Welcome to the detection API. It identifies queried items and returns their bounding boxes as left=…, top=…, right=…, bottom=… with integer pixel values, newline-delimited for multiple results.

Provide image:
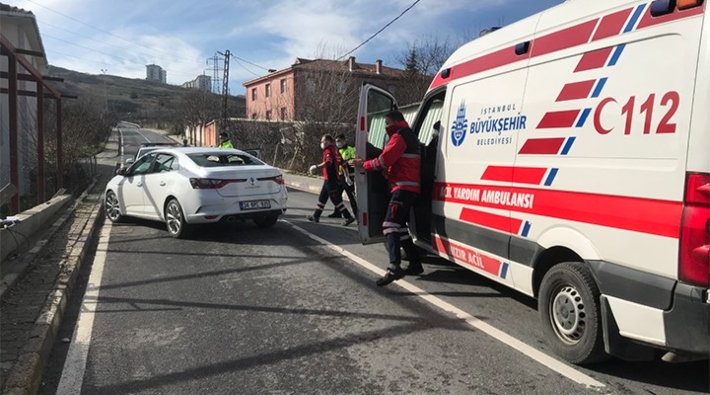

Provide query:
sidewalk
left=0, top=131, right=119, bottom=395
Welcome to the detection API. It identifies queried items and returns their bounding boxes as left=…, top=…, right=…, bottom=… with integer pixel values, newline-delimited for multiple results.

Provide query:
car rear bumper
left=185, top=193, right=287, bottom=224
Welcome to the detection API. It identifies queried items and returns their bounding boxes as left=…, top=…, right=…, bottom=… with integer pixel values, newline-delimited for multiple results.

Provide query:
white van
left=355, top=0, right=709, bottom=364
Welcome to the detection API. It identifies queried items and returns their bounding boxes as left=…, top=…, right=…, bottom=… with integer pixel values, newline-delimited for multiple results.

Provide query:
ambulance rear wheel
left=539, top=262, right=608, bottom=365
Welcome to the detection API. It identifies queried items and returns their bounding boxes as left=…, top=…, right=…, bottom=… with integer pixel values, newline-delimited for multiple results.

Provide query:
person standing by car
left=350, top=111, right=423, bottom=286
left=327, top=133, right=358, bottom=218
left=307, top=134, right=356, bottom=226
left=218, top=132, right=234, bottom=148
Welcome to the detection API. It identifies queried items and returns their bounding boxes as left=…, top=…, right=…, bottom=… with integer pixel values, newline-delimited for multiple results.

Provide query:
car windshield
left=187, top=152, right=264, bottom=167
left=136, top=147, right=160, bottom=158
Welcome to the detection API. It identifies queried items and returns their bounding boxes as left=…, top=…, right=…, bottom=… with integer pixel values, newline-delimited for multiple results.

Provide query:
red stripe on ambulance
left=574, top=47, right=614, bottom=72
left=592, top=8, right=634, bottom=41
left=518, top=137, right=566, bottom=154
left=556, top=80, right=597, bottom=101
left=537, top=110, right=580, bottom=129
left=460, top=207, right=523, bottom=234
left=481, top=166, right=548, bottom=185
left=434, top=182, right=682, bottom=238
left=433, top=236, right=504, bottom=277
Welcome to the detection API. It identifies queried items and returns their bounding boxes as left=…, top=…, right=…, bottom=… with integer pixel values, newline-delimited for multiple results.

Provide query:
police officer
left=218, top=132, right=234, bottom=148
left=307, top=134, right=356, bottom=226
left=327, top=134, right=358, bottom=218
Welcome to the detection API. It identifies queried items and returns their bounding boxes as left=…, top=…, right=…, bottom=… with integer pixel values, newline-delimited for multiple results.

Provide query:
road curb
left=0, top=176, right=99, bottom=301
left=0, top=186, right=104, bottom=395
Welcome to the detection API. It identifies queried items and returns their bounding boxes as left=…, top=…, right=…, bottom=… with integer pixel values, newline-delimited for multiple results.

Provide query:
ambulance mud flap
left=600, top=295, right=656, bottom=361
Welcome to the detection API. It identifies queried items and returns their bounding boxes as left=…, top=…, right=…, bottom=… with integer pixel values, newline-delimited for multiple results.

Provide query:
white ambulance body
left=355, top=0, right=709, bottom=364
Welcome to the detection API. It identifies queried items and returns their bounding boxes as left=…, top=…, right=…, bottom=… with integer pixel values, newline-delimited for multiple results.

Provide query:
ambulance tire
left=539, top=262, right=609, bottom=365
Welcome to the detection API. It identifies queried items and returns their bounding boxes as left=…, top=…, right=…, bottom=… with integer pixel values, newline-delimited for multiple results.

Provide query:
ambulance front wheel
left=539, top=262, right=609, bottom=365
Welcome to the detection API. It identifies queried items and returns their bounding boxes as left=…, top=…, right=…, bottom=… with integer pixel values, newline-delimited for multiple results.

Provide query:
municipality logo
left=451, top=100, right=468, bottom=147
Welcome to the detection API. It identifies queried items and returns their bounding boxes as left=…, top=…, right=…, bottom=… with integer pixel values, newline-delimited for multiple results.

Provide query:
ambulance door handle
left=515, top=41, right=530, bottom=56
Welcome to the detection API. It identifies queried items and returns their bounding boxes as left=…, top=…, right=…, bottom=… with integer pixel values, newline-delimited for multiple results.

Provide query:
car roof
left=147, top=147, right=256, bottom=156
left=140, top=142, right=179, bottom=147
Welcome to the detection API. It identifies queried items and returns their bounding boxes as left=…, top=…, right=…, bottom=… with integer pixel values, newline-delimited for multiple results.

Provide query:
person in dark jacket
left=350, top=111, right=423, bottom=286
left=307, top=134, right=356, bottom=226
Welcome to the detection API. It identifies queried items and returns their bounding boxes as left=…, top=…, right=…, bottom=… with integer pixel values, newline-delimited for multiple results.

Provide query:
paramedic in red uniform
left=350, top=111, right=423, bottom=286
left=307, top=134, right=356, bottom=226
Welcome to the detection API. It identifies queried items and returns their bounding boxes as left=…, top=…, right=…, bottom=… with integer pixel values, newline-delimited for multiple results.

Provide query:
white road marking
left=118, top=128, right=124, bottom=160
left=285, top=220, right=606, bottom=390
left=134, top=128, right=151, bottom=142
left=56, top=221, right=112, bottom=395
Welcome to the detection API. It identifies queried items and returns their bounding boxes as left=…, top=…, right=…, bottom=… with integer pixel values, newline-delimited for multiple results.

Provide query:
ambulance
left=354, top=0, right=710, bottom=364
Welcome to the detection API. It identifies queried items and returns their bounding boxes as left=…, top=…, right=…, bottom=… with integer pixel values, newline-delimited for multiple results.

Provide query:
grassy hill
left=47, top=66, right=246, bottom=132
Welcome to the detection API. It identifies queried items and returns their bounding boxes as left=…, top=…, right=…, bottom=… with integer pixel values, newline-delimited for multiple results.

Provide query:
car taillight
left=679, top=172, right=710, bottom=287
left=258, top=175, right=285, bottom=185
left=189, top=178, right=244, bottom=189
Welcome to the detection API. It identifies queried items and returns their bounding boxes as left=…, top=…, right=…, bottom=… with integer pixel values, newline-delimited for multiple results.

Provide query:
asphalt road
left=38, top=127, right=710, bottom=395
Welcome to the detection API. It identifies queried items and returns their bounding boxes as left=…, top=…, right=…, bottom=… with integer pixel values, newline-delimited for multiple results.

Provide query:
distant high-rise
left=181, top=75, right=212, bottom=91
left=146, top=64, right=167, bottom=83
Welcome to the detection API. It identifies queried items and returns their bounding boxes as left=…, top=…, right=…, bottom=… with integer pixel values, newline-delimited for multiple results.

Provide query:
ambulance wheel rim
left=550, top=285, right=586, bottom=345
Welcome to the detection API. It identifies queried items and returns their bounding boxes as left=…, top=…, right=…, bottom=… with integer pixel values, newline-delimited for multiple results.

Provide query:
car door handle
left=137, top=182, right=143, bottom=187
left=160, top=181, right=166, bottom=186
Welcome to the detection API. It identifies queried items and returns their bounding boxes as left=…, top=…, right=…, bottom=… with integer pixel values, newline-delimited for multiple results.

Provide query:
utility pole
left=217, top=50, right=231, bottom=132
left=100, top=68, right=108, bottom=112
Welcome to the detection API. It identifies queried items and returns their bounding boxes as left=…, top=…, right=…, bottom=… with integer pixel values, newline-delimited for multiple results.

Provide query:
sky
left=10, top=0, right=564, bottom=95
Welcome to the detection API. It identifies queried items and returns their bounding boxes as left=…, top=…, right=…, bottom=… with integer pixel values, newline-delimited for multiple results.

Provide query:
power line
left=24, top=0, right=205, bottom=66
left=338, top=0, right=422, bottom=60
left=230, top=54, right=270, bottom=72
left=231, top=57, right=261, bottom=78
left=38, top=20, right=204, bottom=67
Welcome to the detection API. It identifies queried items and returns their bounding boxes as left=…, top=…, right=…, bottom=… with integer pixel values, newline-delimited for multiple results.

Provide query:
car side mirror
left=125, top=158, right=134, bottom=165
left=116, top=167, right=127, bottom=176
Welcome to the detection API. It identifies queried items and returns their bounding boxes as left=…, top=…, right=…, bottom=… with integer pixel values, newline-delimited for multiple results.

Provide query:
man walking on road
left=350, top=111, right=423, bottom=286
left=307, top=134, right=356, bottom=226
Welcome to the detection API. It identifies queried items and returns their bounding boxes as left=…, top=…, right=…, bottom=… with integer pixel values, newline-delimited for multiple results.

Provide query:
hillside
left=46, top=66, right=246, bottom=132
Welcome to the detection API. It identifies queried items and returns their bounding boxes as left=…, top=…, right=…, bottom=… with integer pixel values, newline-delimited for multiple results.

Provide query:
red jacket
left=322, top=144, right=341, bottom=181
left=363, top=121, right=421, bottom=193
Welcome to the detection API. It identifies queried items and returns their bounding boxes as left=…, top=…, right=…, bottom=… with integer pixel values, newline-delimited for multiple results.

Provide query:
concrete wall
left=0, top=194, right=71, bottom=264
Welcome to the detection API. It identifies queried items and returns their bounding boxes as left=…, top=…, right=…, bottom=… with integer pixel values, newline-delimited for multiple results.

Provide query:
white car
left=104, top=147, right=288, bottom=238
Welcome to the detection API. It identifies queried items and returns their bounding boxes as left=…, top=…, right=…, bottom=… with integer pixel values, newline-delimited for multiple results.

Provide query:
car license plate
left=240, top=200, right=271, bottom=210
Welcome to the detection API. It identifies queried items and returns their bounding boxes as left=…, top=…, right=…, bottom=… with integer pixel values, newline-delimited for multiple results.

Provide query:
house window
left=280, top=107, right=287, bottom=120
left=265, top=84, right=271, bottom=97
left=266, top=110, right=272, bottom=120
left=280, top=79, right=287, bottom=93
left=251, top=88, right=257, bottom=100
left=306, top=78, right=315, bottom=92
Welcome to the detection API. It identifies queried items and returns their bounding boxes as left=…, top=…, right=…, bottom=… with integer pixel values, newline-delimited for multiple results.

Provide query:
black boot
left=376, top=267, right=405, bottom=287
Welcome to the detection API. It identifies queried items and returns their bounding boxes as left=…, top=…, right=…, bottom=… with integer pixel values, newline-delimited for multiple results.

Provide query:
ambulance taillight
left=677, top=0, right=705, bottom=11
left=679, top=172, right=710, bottom=287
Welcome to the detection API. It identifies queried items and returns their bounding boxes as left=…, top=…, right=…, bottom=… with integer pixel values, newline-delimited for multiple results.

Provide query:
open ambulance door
left=354, top=84, right=398, bottom=244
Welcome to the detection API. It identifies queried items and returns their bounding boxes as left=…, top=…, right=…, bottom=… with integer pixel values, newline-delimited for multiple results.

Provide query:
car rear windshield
left=188, top=152, right=264, bottom=167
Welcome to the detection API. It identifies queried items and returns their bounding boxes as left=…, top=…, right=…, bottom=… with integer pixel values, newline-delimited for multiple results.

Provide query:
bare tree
left=179, top=90, right=220, bottom=145
left=394, top=35, right=455, bottom=105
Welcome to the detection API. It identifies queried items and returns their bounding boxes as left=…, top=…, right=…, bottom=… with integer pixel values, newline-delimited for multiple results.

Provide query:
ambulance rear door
left=354, top=84, right=398, bottom=244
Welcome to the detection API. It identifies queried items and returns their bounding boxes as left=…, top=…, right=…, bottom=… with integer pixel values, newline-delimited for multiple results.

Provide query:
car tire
left=165, top=198, right=192, bottom=239
left=539, top=262, right=609, bottom=365
left=104, top=190, right=124, bottom=223
left=253, top=214, right=278, bottom=228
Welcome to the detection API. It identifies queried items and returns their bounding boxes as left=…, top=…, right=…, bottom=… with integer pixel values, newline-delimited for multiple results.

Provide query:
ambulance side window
left=412, top=91, right=446, bottom=164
